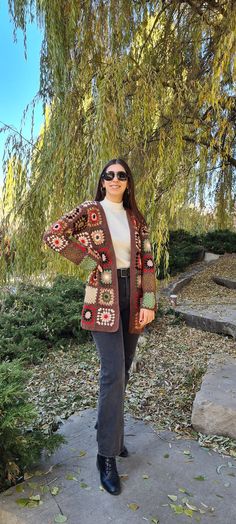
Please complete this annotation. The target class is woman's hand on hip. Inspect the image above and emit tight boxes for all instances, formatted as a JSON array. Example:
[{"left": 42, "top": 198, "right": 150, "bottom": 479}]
[{"left": 139, "top": 307, "right": 155, "bottom": 326}]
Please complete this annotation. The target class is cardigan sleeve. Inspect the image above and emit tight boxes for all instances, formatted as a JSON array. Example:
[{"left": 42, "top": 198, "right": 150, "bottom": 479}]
[
  {"left": 42, "top": 203, "right": 100, "bottom": 270},
  {"left": 139, "top": 222, "right": 158, "bottom": 313}
]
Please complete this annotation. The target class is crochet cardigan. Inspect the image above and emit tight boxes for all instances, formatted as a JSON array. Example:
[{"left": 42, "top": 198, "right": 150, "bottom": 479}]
[{"left": 43, "top": 199, "right": 158, "bottom": 334}]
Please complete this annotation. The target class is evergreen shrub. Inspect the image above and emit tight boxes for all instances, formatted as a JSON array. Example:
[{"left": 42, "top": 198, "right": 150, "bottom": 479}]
[
  {"left": 157, "top": 229, "right": 236, "bottom": 278},
  {"left": 157, "top": 229, "right": 204, "bottom": 278},
  {"left": 201, "top": 229, "right": 236, "bottom": 254},
  {"left": 0, "top": 360, "right": 65, "bottom": 492},
  {"left": 0, "top": 275, "right": 89, "bottom": 363}
]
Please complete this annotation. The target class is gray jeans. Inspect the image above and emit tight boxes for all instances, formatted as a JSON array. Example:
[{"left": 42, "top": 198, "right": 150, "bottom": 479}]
[{"left": 91, "top": 271, "right": 140, "bottom": 457}]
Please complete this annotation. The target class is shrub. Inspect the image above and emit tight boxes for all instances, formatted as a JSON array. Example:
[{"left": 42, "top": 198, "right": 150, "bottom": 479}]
[
  {"left": 0, "top": 275, "right": 89, "bottom": 364},
  {"left": 0, "top": 360, "right": 65, "bottom": 492},
  {"left": 157, "top": 228, "right": 236, "bottom": 279},
  {"left": 157, "top": 230, "right": 204, "bottom": 278},
  {"left": 201, "top": 229, "right": 236, "bottom": 254}
]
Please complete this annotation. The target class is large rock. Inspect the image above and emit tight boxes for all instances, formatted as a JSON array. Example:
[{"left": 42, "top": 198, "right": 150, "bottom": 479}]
[
  {"left": 176, "top": 304, "right": 236, "bottom": 338},
  {"left": 212, "top": 275, "right": 236, "bottom": 289},
  {"left": 204, "top": 252, "right": 220, "bottom": 262},
  {"left": 192, "top": 355, "right": 236, "bottom": 439}
]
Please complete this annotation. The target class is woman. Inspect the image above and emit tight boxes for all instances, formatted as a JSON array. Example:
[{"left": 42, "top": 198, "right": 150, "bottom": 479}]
[{"left": 43, "top": 158, "right": 158, "bottom": 496}]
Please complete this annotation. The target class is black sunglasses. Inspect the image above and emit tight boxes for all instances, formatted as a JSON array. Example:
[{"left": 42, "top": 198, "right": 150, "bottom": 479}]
[{"left": 102, "top": 171, "right": 128, "bottom": 181}]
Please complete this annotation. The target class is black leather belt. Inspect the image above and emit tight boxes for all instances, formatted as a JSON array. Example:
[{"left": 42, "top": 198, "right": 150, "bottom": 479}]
[{"left": 117, "top": 267, "right": 130, "bottom": 277}]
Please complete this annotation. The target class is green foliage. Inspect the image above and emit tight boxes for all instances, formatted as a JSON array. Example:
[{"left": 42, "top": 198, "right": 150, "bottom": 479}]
[
  {"left": 202, "top": 229, "right": 236, "bottom": 254},
  {"left": 157, "top": 229, "right": 204, "bottom": 278},
  {"left": 157, "top": 228, "right": 236, "bottom": 278},
  {"left": 0, "top": 360, "right": 65, "bottom": 492},
  {"left": 1, "top": 1, "right": 236, "bottom": 282},
  {"left": 0, "top": 275, "right": 89, "bottom": 364}
]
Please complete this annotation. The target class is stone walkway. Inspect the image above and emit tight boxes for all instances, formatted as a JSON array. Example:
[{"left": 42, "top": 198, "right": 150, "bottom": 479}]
[{"left": 1, "top": 408, "right": 236, "bottom": 524}]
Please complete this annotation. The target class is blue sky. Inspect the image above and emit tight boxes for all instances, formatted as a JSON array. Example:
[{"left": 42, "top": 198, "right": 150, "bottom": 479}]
[{"left": 0, "top": 0, "right": 44, "bottom": 187}]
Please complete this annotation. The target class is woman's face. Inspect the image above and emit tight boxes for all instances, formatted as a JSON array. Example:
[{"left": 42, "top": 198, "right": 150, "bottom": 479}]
[{"left": 101, "top": 163, "right": 128, "bottom": 201}]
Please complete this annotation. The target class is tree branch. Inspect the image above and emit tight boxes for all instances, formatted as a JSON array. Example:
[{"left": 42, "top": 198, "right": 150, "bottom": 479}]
[{"left": 183, "top": 135, "right": 236, "bottom": 167}]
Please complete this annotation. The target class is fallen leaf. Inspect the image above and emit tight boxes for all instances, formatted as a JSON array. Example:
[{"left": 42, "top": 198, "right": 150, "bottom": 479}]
[
  {"left": 193, "top": 475, "right": 205, "bottom": 481},
  {"left": 168, "top": 494, "right": 177, "bottom": 502},
  {"left": 185, "top": 502, "right": 198, "bottom": 511},
  {"left": 29, "top": 494, "right": 41, "bottom": 501},
  {"left": 54, "top": 515, "right": 68, "bottom": 523},
  {"left": 27, "top": 482, "right": 38, "bottom": 489},
  {"left": 178, "top": 487, "right": 192, "bottom": 496},
  {"left": 120, "top": 474, "right": 129, "bottom": 480},
  {"left": 170, "top": 504, "right": 184, "bottom": 514},
  {"left": 127, "top": 502, "right": 139, "bottom": 511},
  {"left": 16, "top": 498, "right": 30, "bottom": 507},
  {"left": 16, "top": 496, "right": 43, "bottom": 508},
  {"left": 79, "top": 450, "right": 87, "bottom": 457},
  {"left": 40, "top": 485, "right": 49, "bottom": 494},
  {"left": 15, "top": 485, "right": 24, "bottom": 493},
  {"left": 51, "top": 487, "right": 60, "bottom": 496},
  {"left": 24, "top": 472, "right": 34, "bottom": 480},
  {"left": 80, "top": 482, "right": 91, "bottom": 490},
  {"left": 65, "top": 474, "right": 78, "bottom": 481}
]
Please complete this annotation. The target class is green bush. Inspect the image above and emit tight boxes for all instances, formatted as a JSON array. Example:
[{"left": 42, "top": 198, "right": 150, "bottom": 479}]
[
  {"left": 157, "top": 229, "right": 204, "bottom": 278},
  {"left": 201, "top": 229, "right": 236, "bottom": 254},
  {"left": 0, "top": 275, "right": 89, "bottom": 364},
  {"left": 0, "top": 360, "right": 65, "bottom": 492},
  {"left": 157, "top": 228, "right": 236, "bottom": 279}
]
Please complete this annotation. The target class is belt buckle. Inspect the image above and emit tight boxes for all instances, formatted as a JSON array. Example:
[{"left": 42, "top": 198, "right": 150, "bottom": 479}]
[{"left": 120, "top": 268, "right": 127, "bottom": 278}]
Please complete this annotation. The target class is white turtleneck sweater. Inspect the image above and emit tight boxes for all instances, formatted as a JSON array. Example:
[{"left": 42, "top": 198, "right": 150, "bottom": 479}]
[{"left": 100, "top": 196, "right": 131, "bottom": 269}]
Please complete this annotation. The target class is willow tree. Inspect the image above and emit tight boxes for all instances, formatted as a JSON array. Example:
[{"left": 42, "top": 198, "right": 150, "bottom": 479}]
[{"left": 1, "top": 0, "right": 236, "bottom": 283}]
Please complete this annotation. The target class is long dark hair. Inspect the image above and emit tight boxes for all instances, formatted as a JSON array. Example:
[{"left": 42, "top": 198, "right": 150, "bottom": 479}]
[{"left": 94, "top": 158, "right": 147, "bottom": 227}]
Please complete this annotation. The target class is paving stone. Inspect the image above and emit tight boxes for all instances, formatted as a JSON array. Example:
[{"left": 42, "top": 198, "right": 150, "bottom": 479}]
[{"left": 1, "top": 408, "right": 236, "bottom": 524}]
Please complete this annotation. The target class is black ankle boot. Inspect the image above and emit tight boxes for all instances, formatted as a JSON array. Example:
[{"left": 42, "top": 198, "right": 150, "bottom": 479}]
[
  {"left": 96, "top": 454, "right": 121, "bottom": 495},
  {"left": 119, "top": 445, "right": 129, "bottom": 457}
]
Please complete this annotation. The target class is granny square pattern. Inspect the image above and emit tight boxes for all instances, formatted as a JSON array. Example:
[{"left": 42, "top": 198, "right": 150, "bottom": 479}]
[
  {"left": 50, "top": 219, "right": 67, "bottom": 234},
  {"left": 84, "top": 286, "right": 98, "bottom": 304},
  {"left": 87, "top": 207, "right": 102, "bottom": 227},
  {"left": 43, "top": 200, "right": 157, "bottom": 334},
  {"left": 47, "top": 235, "right": 69, "bottom": 252},
  {"left": 100, "top": 269, "right": 112, "bottom": 285},
  {"left": 143, "top": 254, "right": 155, "bottom": 272},
  {"left": 91, "top": 229, "right": 105, "bottom": 245},
  {"left": 82, "top": 305, "right": 96, "bottom": 327},
  {"left": 143, "top": 238, "right": 152, "bottom": 253},
  {"left": 74, "top": 232, "right": 93, "bottom": 249},
  {"left": 141, "top": 291, "right": 156, "bottom": 309},
  {"left": 96, "top": 307, "right": 115, "bottom": 327},
  {"left": 98, "top": 247, "right": 112, "bottom": 268},
  {"left": 88, "top": 270, "right": 99, "bottom": 287},
  {"left": 98, "top": 288, "right": 114, "bottom": 306}
]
